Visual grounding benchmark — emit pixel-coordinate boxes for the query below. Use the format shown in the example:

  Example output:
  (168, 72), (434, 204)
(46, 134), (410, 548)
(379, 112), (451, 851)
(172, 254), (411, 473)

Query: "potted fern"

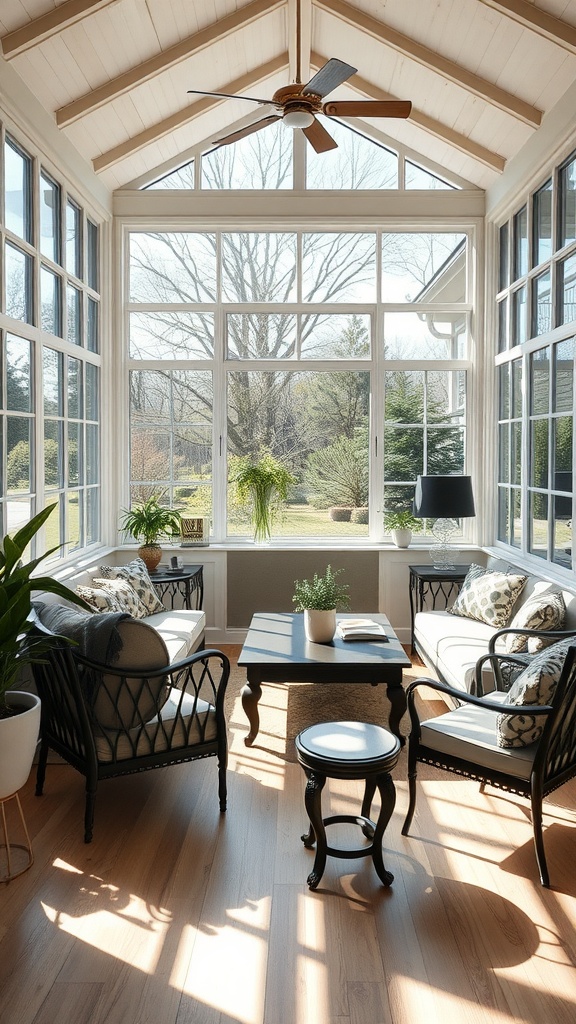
(231, 451), (296, 544)
(292, 564), (350, 643)
(120, 497), (182, 571)
(384, 509), (420, 549)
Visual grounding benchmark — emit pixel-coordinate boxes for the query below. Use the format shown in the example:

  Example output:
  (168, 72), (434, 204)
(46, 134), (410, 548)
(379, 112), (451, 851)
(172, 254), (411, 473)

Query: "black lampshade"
(413, 474), (475, 519)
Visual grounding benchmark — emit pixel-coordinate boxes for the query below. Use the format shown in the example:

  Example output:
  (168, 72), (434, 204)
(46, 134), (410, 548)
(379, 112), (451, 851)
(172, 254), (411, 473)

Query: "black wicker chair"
(402, 642), (576, 886)
(30, 611), (230, 843)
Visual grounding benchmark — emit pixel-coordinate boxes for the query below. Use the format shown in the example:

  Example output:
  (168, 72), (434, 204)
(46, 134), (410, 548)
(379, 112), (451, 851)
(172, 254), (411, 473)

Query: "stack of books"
(336, 619), (389, 642)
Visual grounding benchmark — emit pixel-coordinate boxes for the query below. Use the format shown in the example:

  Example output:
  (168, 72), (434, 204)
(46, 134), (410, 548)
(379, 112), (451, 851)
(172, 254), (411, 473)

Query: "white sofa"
(413, 559), (576, 696)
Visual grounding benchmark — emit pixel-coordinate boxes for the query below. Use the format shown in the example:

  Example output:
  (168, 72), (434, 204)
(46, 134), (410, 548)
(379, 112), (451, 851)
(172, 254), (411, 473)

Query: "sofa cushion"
(504, 587), (566, 654)
(496, 636), (574, 748)
(414, 610), (496, 694)
(98, 557), (164, 615)
(90, 577), (149, 619)
(145, 608), (205, 662)
(449, 566), (527, 628)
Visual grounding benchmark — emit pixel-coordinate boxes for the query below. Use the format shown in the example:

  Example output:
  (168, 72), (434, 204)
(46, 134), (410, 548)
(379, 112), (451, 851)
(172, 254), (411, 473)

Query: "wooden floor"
(2, 646), (576, 1024)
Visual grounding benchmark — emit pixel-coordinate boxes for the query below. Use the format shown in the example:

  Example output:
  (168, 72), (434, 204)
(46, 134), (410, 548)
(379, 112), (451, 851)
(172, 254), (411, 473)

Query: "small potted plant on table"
(292, 564), (350, 643)
(120, 497), (182, 571)
(384, 509), (420, 549)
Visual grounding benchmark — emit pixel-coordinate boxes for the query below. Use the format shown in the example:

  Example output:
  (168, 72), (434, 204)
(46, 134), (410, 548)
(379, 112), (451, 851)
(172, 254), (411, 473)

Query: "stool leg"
(360, 777), (378, 839)
(302, 770), (327, 890)
(370, 773), (396, 887)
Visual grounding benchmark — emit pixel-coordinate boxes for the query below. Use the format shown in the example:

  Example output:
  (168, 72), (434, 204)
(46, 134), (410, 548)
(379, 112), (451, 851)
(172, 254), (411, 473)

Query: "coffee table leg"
(241, 679), (262, 746)
(386, 680), (407, 746)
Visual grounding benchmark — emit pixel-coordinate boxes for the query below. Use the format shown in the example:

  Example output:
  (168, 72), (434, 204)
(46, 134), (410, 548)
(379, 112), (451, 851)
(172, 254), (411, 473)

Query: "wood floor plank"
(31, 982), (103, 1024)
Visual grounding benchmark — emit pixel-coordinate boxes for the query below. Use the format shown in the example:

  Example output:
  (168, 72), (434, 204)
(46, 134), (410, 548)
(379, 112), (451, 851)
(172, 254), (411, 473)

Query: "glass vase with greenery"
(231, 451), (296, 543)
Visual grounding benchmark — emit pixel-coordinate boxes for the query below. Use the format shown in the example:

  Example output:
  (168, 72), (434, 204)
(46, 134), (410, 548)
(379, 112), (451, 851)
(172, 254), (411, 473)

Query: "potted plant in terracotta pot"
(231, 451), (296, 544)
(0, 503), (89, 864)
(120, 497), (182, 571)
(292, 564), (350, 643)
(384, 509), (420, 549)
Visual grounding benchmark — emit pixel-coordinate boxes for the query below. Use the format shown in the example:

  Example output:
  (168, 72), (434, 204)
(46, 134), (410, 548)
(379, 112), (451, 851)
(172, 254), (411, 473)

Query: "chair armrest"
(474, 650), (531, 695)
(488, 626), (576, 655)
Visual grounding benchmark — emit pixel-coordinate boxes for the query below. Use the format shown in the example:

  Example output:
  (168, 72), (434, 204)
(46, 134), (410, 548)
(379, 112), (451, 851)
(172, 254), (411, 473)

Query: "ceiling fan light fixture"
(282, 107), (315, 129)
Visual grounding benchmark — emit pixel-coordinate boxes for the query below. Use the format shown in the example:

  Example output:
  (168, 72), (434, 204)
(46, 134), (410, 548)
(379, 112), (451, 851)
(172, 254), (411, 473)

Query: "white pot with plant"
(120, 497), (182, 571)
(292, 564), (350, 643)
(231, 451), (296, 544)
(0, 504), (89, 874)
(384, 509), (420, 549)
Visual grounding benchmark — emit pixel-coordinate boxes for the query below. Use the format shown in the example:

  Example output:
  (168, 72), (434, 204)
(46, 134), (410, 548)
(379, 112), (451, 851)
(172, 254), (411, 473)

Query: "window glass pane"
(41, 266), (62, 335)
(130, 311), (214, 358)
(7, 418), (32, 492)
(499, 222), (509, 291)
(203, 121), (292, 189)
(5, 242), (32, 323)
(145, 162), (194, 189)
(86, 363), (99, 421)
(4, 138), (32, 242)
(383, 427), (423, 481)
(68, 423), (81, 485)
(512, 286), (526, 345)
(87, 220), (99, 290)
(554, 494), (572, 567)
(67, 284), (81, 345)
(6, 335), (31, 411)
(87, 297), (99, 353)
(405, 161), (454, 190)
(532, 271), (551, 337)
(512, 359), (523, 417)
(223, 232), (296, 302)
(497, 486), (510, 542)
(513, 205), (528, 279)
(86, 424), (99, 484)
(382, 233), (466, 301)
(499, 363), (510, 418)
(66, 200), (82, 277)
(86, 487), (99, 544)
(43, 348), (62, 415)
(530, 420), (548, 487)
(303, 232), (376, 302)
(529, 491), (548, 559)
(227, 313), (296, 358)
(66, 491), (81, 550)
(560, 251), (576, 325)
(532, 179), (553, 267)
(300, 313), (370, 359)
(385, 370), (424, 423)
(130, 232), (216, 302)
(554, 416), (573, 483)
(497, 297), (508, 353)
(384, 312), (464, 359)
(307, 119), (397, 189)
(560, 155), (576, 249)
(44, 420), (62, 488)
(68, 357), (82, 419)
(499, 423), (510, 482)
(530, 347), (550, 414)
(512, 421), (522, 484)
(554, 337), (575, 412)
(40, 172), (61, 263)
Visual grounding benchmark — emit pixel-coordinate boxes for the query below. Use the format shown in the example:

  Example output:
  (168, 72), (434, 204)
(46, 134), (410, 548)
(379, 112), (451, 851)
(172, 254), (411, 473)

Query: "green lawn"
(228, 503), (369, 539)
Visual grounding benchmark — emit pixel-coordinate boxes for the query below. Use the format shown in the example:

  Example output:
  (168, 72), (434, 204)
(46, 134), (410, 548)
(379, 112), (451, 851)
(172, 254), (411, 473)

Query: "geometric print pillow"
(496, 636), (574, 748)
(504, 589), (566, 654)
(449, 567), (527, 628)
(91, 577), (149, 619)
(76, 584), (123, 614)
(98, 557), (164, 615)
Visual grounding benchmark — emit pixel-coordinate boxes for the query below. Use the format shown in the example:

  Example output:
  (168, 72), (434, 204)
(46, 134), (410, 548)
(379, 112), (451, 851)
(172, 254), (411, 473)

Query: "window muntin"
(559, 154), (576, 250)
(4, 137), (32, 243)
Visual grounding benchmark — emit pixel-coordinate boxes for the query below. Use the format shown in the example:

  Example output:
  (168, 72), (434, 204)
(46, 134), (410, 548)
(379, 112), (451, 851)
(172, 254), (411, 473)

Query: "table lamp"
(413, 474), (475, 569)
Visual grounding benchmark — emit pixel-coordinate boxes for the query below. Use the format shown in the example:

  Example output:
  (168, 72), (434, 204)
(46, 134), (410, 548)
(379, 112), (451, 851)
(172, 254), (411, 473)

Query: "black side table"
(408, 563), (470, 653)
(148, 564), (204, 610)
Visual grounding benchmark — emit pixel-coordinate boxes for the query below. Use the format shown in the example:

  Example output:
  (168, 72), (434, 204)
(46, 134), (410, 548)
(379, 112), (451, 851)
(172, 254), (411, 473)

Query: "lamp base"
(429, 518), (459, 570)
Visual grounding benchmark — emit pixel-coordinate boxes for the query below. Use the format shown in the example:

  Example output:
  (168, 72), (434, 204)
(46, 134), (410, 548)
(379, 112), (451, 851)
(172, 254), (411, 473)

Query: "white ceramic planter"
(391, 528), (412, 549)
(304, 608), (337, 644)
(0, 692), (41, 801)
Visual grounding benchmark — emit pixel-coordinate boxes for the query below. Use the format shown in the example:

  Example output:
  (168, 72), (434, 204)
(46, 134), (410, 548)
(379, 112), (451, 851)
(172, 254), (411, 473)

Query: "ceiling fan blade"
(323, 100), (412, 119)
(213, 116), (281, 147)
(302, 58), (357, 98)
(188, 88), (274, 106)
(302, 118), (338, 153)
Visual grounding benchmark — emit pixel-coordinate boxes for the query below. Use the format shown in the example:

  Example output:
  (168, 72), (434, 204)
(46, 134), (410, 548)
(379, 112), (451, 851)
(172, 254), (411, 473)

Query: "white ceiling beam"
(314, 0), (542, 127)
(93, 55), (288, 173)
(56, 0), (284, 127)
(477, 0), (576, 54)
(1, 0), (118, 59)
(310, 52), (505, 172)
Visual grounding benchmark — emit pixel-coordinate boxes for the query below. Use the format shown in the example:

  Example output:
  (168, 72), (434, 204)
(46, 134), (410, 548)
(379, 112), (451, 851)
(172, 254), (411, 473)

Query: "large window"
(496, 148), (576, 571)
(1, 128), (102, 555)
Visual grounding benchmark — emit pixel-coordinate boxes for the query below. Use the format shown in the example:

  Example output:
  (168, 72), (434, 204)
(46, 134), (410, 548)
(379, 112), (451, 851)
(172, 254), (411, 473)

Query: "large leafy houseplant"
(231, 451), (296, 543)
(120, 496), (182, 570)
(0, 503), (89, 718)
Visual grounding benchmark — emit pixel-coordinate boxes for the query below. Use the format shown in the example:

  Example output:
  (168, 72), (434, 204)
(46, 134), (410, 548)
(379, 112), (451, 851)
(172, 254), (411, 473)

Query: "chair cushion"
(420, 694), (536, 780)
(94, 687), (216, 762)
(98, 557), (164, 615)
(504, 588), (567, 654)
(449, 565), (527, 628)
(496, 636), (574, 748)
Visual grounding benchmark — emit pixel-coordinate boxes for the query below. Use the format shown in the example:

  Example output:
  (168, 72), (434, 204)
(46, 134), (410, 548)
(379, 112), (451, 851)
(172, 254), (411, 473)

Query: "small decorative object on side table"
(148, 563), (204, 610)
(408, 563), (470, 653)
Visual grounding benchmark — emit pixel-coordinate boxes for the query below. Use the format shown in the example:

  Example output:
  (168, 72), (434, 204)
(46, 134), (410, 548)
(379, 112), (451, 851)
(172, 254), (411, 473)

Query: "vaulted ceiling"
(1, 0), (576, 193)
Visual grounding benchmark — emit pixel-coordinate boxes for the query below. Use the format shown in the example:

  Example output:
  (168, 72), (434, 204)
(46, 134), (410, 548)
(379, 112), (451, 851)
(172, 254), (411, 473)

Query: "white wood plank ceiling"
(1, 0), (576, 192)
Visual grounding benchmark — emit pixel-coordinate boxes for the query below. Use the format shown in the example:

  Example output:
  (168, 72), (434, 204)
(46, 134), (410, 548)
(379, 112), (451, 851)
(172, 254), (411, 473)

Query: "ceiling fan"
(187, 2), (411, 153)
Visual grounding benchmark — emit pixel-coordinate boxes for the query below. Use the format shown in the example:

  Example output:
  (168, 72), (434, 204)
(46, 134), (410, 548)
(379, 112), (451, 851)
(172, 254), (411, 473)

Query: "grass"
(228, 504), (369, 539)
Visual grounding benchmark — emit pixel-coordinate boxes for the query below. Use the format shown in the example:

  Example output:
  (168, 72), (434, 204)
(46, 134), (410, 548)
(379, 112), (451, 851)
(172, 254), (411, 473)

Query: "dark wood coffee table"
(237, 612), (411, 747)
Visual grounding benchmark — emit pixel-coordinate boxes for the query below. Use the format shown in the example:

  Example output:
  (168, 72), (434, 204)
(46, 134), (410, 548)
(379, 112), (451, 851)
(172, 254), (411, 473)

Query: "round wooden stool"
(295, 720), (401, 890)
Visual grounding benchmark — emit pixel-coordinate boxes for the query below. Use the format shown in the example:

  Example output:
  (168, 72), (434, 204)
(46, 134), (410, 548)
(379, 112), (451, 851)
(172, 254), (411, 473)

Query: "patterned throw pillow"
(91, 578), (148, 619)
(76, 585), (122, 614)
(449, 566), (527, 628)
(98, 557), (164, 615)
(496, 636), (575, 748)
(504, 590), (566, 654)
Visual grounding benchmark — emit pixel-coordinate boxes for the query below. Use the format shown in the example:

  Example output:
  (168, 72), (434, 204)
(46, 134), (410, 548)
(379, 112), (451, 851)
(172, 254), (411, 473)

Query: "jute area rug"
(224, 648), (449, 766)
